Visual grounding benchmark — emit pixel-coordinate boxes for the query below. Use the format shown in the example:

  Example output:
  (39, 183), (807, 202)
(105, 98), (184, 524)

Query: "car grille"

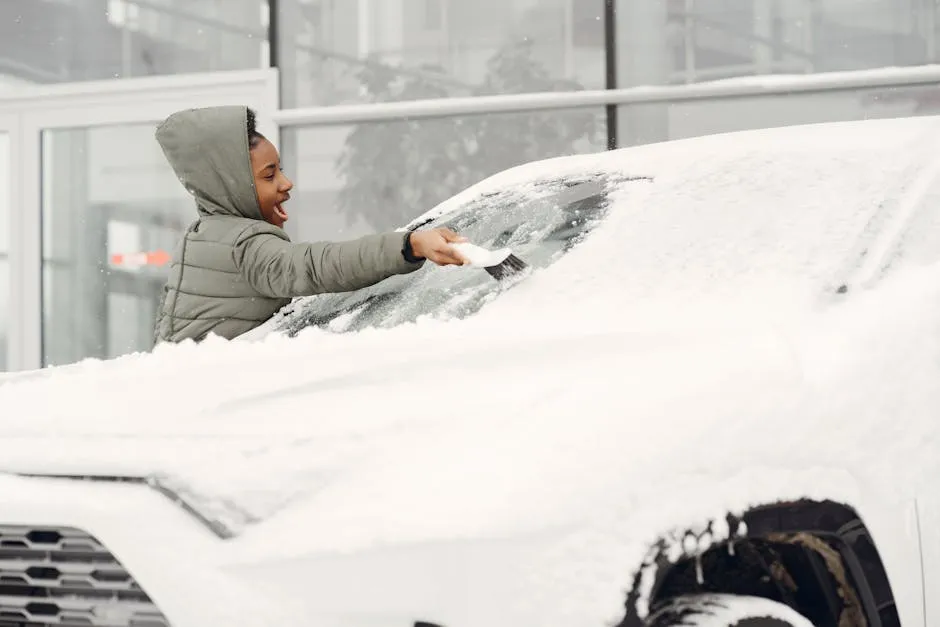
(0, 525), (170, 627)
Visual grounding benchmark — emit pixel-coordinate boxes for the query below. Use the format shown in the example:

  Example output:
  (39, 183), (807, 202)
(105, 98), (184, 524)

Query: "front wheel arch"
(619, 499), (898, 627)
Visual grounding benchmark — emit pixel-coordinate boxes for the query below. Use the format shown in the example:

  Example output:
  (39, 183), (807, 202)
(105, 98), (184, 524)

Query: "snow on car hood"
(0, 312), (802, 504)
(2, 260), (939, 626)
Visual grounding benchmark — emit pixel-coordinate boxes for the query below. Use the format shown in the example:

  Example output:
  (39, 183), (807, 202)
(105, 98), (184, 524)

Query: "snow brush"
(449, 242), (529, 281)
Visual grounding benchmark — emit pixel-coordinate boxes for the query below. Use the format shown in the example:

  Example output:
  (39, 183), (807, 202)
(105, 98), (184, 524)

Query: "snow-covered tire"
(645, 593), (816, 627)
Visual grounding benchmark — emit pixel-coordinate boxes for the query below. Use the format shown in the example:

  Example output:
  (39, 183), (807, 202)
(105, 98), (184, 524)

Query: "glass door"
(0, 120), (10, 370)
(39, 124), (199, 366)
(11, 68), (278, 370)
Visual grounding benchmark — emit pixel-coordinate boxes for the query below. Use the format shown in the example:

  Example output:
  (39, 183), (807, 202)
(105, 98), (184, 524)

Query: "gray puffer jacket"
(153, 105), (423, 344)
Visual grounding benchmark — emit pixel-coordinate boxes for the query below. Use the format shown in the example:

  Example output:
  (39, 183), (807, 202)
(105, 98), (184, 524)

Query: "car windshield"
(271, 172), (649, 336)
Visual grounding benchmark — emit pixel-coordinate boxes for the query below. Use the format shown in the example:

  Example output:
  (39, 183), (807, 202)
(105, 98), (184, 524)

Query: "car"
(2, 114), (940, 627)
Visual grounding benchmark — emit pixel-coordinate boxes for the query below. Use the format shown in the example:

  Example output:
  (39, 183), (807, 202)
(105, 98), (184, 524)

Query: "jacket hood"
(155, 105), (262, 220)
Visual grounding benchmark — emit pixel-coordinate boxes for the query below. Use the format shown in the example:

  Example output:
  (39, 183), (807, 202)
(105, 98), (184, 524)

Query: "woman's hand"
(409, 228), (470, 266)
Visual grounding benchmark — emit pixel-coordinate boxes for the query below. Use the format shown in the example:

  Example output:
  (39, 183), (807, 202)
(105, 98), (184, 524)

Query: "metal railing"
(272, 63), (940, 127)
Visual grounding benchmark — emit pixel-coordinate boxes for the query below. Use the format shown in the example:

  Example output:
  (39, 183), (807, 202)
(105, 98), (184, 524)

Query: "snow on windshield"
(266, 173), (649, 337)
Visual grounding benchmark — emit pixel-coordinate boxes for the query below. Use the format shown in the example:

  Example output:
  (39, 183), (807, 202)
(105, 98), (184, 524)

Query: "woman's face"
(250, 137), (293, 228)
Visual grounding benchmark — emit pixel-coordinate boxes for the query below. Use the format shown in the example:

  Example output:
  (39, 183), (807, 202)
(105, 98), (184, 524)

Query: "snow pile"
(447, 241), (513, 267)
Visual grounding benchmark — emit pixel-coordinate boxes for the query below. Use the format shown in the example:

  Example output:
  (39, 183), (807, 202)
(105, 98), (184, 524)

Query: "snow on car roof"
(2, 116), (940, 625)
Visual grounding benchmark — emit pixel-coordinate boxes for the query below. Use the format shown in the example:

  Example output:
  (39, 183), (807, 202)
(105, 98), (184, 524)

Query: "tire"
(645, 593), (816, 627)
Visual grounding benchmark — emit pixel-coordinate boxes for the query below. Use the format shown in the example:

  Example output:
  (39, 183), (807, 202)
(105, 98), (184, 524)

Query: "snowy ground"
(2, 117), (940, 625)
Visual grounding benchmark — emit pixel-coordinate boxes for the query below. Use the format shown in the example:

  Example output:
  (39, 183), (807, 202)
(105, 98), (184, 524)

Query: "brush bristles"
(484, 253), (529, 280)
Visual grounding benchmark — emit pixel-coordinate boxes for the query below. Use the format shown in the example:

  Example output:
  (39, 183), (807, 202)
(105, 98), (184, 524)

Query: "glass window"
(270, 171), (646, 337)
(423, 0), (444, 30)
(276, 0), (605, 107)
(813, 0), (932, 70)
(0, 132), (8, 371)
(656, 82), (940, 147)
(664, 0), (937, 85)
(41, 124), (193, 367)
(0, 0), (266, 87)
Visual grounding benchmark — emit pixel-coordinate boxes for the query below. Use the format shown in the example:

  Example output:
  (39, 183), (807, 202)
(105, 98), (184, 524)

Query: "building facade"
(1, 0), (939, 371)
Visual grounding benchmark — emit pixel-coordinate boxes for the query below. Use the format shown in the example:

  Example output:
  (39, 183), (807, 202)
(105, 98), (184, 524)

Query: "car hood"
(0, 312), (801, 517)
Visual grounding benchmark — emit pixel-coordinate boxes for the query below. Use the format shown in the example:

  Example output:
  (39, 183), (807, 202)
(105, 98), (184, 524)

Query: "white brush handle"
(449, 242), (513, 267)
